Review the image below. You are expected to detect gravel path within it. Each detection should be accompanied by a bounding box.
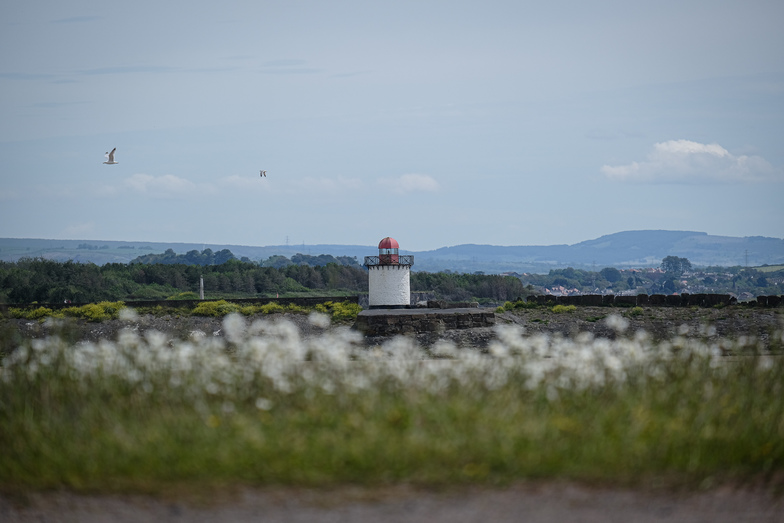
[3,483,783,523]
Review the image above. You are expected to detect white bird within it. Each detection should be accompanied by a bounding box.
[103,148,118,165]
[260,170,267,177]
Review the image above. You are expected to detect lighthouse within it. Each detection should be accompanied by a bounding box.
[365,237,414,309]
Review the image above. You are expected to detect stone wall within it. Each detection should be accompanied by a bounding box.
[527,294,783,308]
[354,308,496,336]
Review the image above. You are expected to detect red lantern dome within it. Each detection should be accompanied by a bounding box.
[378,237,399,264]
[378,237,399,250]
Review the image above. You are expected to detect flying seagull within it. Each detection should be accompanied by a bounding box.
[103,148,118,165]
[260,170,267,177]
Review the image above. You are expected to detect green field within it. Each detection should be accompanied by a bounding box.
[757,265,784,273]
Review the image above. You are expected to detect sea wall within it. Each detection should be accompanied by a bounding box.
[527,294,783,308]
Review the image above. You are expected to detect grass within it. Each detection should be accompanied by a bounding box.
[756,265,784,273]
[2,314,783,493]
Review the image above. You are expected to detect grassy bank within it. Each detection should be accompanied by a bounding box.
[1,312,783,493]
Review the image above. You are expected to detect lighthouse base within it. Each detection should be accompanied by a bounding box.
[353,307,496,337]
[368,304,411,310]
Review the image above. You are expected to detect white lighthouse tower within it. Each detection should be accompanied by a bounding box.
[365,237,414,309]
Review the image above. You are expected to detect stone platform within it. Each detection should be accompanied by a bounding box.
[354,307,496,336]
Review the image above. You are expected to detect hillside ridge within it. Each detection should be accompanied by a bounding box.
[1,230,782,273]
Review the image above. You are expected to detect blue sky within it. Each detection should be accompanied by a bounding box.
[1,0,782,251]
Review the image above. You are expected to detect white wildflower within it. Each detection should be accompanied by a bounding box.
[431,340,458,358]
[118,307,138,321]
[255,397,273,410]
[605,314,629,334]
[487,341,508,358]
[223,313,246,344]
[308,311,331,328]
[144,330,168,350]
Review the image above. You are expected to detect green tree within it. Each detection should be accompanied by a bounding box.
[600,267,622,283]
[661,256,692,276]
[263,255,293,269]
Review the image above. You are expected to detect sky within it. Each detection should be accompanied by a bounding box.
[1,0,783,252]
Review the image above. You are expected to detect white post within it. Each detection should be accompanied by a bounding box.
[199,276,204,300]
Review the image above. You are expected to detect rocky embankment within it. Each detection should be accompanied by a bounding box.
[3,305,782,352]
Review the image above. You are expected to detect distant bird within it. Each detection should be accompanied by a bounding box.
[260,170,267,177]
[103,148,118,165]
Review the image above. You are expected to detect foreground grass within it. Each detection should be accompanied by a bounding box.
[1,312,783,493]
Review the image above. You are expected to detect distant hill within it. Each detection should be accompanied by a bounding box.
[1,231,782,274]
[412,231,784,273]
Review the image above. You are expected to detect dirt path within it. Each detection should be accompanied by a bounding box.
[3,483,783,522]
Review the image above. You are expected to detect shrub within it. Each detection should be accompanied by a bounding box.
[259,302,286,315]
[314,302,331,314]
[551,304,576,314]
[628,306,644,317]
[315,301,362,322]
[8,306,57,320]
[501,300,538,311]
[61,301,125,322]
[240,305,258,316]
[330,301,362,322]
[192,300,240,317]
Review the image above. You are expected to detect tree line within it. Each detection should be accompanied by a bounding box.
[0,256,526,305]
[0,258,366,304]
[3,252,777,306]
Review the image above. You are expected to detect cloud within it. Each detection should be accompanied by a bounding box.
[601,139,781,183]
[260,59,320,75]
[378,174,440,194]
[123,174,212,198]
[77,65,179,76]
[219,174,264,190]
[0,189,20,201]
[29,101,89,109]
[293,176,364,193]
[263,59,307,67]
[51,15,101,24]
[0,72,56,81]
[331,71,372,79]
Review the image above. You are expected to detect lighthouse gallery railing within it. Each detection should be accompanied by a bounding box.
[364,255,414,267]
